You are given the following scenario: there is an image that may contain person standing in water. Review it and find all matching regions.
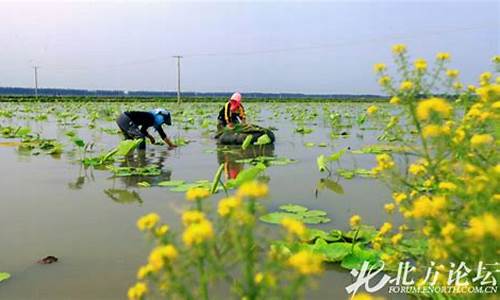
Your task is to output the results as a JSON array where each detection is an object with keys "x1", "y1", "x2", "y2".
[
  {"x1": 217, "y1": 92, "x2": 246, "y2": 130},
  {"x1": 116, "y1": 108, "x2": 177, "y2": 150}
]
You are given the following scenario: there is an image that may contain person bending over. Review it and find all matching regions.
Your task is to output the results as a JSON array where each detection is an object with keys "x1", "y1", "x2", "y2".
[{"x1": 116, "y1": 108, "x2": 177, "y2": 150}]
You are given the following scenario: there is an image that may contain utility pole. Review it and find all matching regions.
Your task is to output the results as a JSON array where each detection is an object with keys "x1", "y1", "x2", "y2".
[
  {"x1": 173, "y1": 55, "x2": 182, "y2": 104},
  {"x1": 33, "y1": 65, "x2": 39, "y2": 99}
]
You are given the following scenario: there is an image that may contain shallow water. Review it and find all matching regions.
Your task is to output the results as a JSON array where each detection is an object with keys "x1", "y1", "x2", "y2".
[{"x1": 0, "y1": 102, "x2": 404, "y2": 299}]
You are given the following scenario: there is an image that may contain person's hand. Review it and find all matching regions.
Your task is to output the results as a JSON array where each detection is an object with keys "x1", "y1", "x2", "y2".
[{"x1": 227, "y1": 123, "x2": 234, "y2": 129}]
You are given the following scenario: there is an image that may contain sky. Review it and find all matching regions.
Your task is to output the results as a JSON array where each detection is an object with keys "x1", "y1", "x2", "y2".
[{"x1": 0, "y1": 1, "x2": 498, "y2": 94}]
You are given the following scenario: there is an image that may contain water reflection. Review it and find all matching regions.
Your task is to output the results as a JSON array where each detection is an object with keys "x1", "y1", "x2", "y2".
[
  {"x1": 216, "y1": 144, "x2": 275, "y2": 180},
  {"x1": 114, "y1": 149, "x2": 172, "y2": 187},
  {"x1": 104, "y1": 188, "x2": 143, "y2": 204}
]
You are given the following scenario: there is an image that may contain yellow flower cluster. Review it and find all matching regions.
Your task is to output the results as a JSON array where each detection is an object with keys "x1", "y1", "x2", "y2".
[
  {"x1": 410, "y1": 195, "x2": 446, "y2": 218},
  {"x1": 182, "y1": 210, "x2": 206, "y2": 226},
  {"x1": 236, "y1": 181, "x2": 268, "y2": 198},
  {"x1": 373, "y1": 153, "x2": 394, "y2": 174},
  {"x1": 349, "y1": 214, "x2": 362, "y2": 228},
  {"x1": 378, "y1": 76, "x2": 391, "y2": 86},
  {"x1": 408, "y1": 163, "x2": 426, "y2": 176},
  {"x1": 438, "y1": 182, "x2": 457, "y2": 192},
  {"x1": 436, "y1": 52, "x2": 450, "y2": 61},
  {"x1": 185, "y1": 187, "x2": 210, "y2": 201},
  {"x1": 392, "y1": 44, "x2": 407, "y2": 55},
  {"x1": 416, "y1": 97, "x2": 452, "y2": 121},
  {"x1": 466, "y1": 213, "x2": 500, "y2": 241},
  {"x1": 367, "y1": 105, "x2": 378, "y2": 115},
  {"x1": 422, "y1": 124, "x2": 446, "y2": 138},
  {"x1": 148, "y1": 245, "x2": 178, "y2": 271},
  {"x1": 217, "y1": 196, "x2": 242, "y2": 217},
  {"x1": 414, "y1": 58, "x2": 427, "y2": 71},
  {"x1": 470, "y1": 134, "x2": 494, "y2": 147},
  {"x1": 379, "y1": 222, "x2": 393, "y2": 235},
  {"x1": 446, "y1": 69, "x2": 459, "y2": 78},
  {"x1": 182, "y1": 218, "x2": 214, "y2": 247},
  {"x1": 281, "y1": 217, "x2": 307, "y2": 239},
  {"x1": 389, "y1": 96, "x2": 401, "y2": 104},
  {"x1": 400, "y1": 81, "x2": 413, "y2": 91},
  {"x1": 137, "y1": 213, "x2": 160, "y2": 231},
  {"x1": 128, "y1": 282, "x2": 148, "y2": 300},
  {"x1": 392, "y1": 192, "x2": 407, "y2": 204},
  {"x1": 287, "y1": 250, "x2": 323, "y2": 275},
  {"x1": 373, "y1": 63, "x2": 386, "y2": 73}
]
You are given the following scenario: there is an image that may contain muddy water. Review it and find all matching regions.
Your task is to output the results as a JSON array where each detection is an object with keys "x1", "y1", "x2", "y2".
[{"x1": 0, "y1": 102, "x2": 404, "y2": 299}]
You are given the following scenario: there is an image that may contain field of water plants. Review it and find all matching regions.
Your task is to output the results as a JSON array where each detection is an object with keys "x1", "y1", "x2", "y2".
[{"x1": 0, "y1": 48, "x2": 498, "y2": 300}]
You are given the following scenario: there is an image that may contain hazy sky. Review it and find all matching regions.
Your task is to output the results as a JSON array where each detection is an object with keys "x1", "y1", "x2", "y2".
[{"x1": 0, "y1": 1, "x2": 498, "y2": 94}]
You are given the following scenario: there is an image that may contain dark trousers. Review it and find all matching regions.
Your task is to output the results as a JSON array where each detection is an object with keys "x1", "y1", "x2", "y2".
[{"x1": 116, "y1": 113, "x2": 146, "y2": 150}]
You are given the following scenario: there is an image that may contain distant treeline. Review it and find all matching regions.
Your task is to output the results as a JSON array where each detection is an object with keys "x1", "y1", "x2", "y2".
[{"x1": 0, "y1": 87, "x2": 386, "y2": 102}]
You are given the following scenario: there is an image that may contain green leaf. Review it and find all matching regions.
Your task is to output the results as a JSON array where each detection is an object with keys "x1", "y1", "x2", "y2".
[
  {"x1": 241, "y1": 135, "x2": 253, "y2": 150},
  {"x1": 279, "y1": 204, "x2": 308, "y2": 213},
  {"x1": 158, "y1": 180, "x2": 185, "y2": 187},
  {"x1": 210, "y1": 164, "x2": 225, "y2": 194},
  {"x1": 227, "y1": 163, "x2": 266, "y2": 188},
  {"x1": 0, "y1": 272, "x2": 10, "y2": 283},
  {"x1": 255, "y1": 134, "x2": 271, "y2": 145},
  {"x1": 259, "y1": 212, "x2": 301, "y2": 224},
  {"x1": 316, "y1": 155, "x2": 328, "y2": 172},
  {"x1": 312, "y1": 240, "x2": 353, "y2": 262},
  {"x1": 302, "y1": 210, "x2": 327, "y2": 217},
  {"x1": 115, "y1": 139, "x2": 143, "y2": 156},
  {"x1": 72, "y1": 138, "x2": 85, "y2": 148},
  {"x1": 302, "y1": 216, "x2": 331, "y2": 224},
  {"x1": 137, "y1": 181, "x2": 151, "y2": 187},
  {"x1": 328, "y1": 148, "x2": 347, "y2": 162},
  {"x1": 340, "y1": 245, "x2": 381, "y2": 270}
]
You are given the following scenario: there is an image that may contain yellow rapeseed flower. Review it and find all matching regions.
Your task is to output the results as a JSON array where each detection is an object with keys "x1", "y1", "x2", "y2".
[
  {"x1": 470, "y1": 134, "x2": 494, "y2": 147},
  {"x1": 236, "y1": 181, "x2": 268, "y2": 198},
  {"x1": 441, "y1": 222, "x2": 457, "y2": 244},
  {"x1": 378, "y1": 76, "x2": 391, "y2": 86},
  {"x1": 436, "y1": 52, "x2": 450, "y2": 61},
  {"x1": 493, "y1": 55, "x2": 500, "y2": 64},
  {"x1": 137, "y1": 213, "x2": 160, "y2": 231},
  {"x1": 281, "y1": 217, "x2": 307, "y2": 239},
  {"x1": 391, "y1": 233, "x2": 403, "y2": 245},
  {"x1": 350, "y1": 214, "x2": 362, "y2": 228},
  {"x1": 408, "y1": 163, "x2": 426, "y2": 176},
  {"x1": 155, "y1": 224, "x2": 169, "y2": 237},
  {"x1": 422, "y1": 124, "x2": 443, "y2": 138},
  {"x1": 288, "y1": 250, "x2": 323, "y2": 275},
  {"x1": 254, "y1": 272, "x2": 264, "y2": 284},
  {"x1": 416, "y1": 97, "x2": 453, "y2": 121},
  {"x1": 392, "y1": 192, "x2": 407, "y2": 204},
  {"x1": 148, "y1": 245, "x2": 178, "y2": 271},
  {"x1": 182, "y1": 219, "x2": 214, "y2": 247},
  {"x1": 392, "y1": 44, "x2": 407, "y2": 55},
  {"x1": 185, "y1": 187, "x2": 210, "y2": 201},
  {"x1": 375, "y1": 153, "x2": 394, "y2": 171},
  {"x1": 389, "y1": 96, "x2": 401, "y2": 104},
  {"x1": 379, "y1": 222, "x2": 393, "y2": 235},
  {"x1": 467, "y1": 85, "x2": 476, "y2": 92},
  {"x1": 352, "y1": 293, "x2": 385, "y2": 300},
  {"x1": 373, "y1": 63, "x2": 386, "y2": 73},
  {"x1": 438, "y1": 181, "x2": 457, "y2": 192},
  {"x1": 182, "y1": 210, "x2": 206, "y2": 226},
  {"x1": 452, "y1": 82, "x2": 463, "y2": 91},
  {"x1": 367, "y1": 105, "x2": 378, "y2": 115},
  {"x1": 128, "y1": 282, "x2": 148, "y2": 300},
  {"x1": 400, "y1": 81, "x2": 414, "y2": 91},
  {"x1": 137, "y1": 264, "x2": 154, "y2": 280},
  {"x1": 479, "y1": 72, "x2": 492, "y2": 86},
  {"x1": 217, "y1": 196, "x2": 241, "y2": 217},
  {"x1": 384, "y1": 203, "x2": 396, "y2": 214},
  {"x1": 414, "y1": 58, "x2": 427, "y2": 71},
  {"x1": 466, "y1": 213, "x2": 500, "y2": 241},
  {"x1": 446, "y1": 69, "x2": 459, "y2": 78},
  {"x1": 411, "y1": 195, "x2": 446, "y2": 218}
]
